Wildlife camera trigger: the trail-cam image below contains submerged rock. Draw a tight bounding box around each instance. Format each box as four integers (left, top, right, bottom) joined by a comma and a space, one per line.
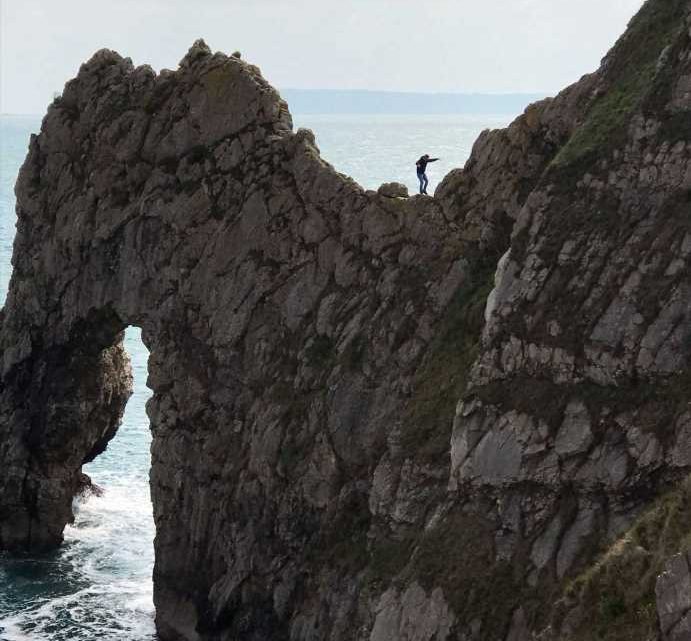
75, 472, 105, 500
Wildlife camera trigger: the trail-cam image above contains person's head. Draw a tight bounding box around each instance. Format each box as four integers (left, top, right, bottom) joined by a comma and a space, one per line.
423, 154, 430, 159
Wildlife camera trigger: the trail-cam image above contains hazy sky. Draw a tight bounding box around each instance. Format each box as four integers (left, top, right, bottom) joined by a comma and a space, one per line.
2, 0, 644, 115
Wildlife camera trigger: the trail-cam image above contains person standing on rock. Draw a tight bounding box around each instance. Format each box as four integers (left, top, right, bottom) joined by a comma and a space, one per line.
416, 154, 439, 195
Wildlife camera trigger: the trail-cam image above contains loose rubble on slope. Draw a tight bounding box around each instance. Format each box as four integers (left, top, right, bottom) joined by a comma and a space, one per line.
1, 1, 690, 640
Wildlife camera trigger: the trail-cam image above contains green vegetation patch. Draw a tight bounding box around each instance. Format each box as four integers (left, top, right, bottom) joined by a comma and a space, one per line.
474, 369, 691, 444
554, 73, 653, 169
553, 0, 686, 168
554, 475, 691, 641
367, 534, 416, 587
305, 335, 336, 368
409, 508, 534, 640
399, 265, 495, 461
309, 490, 371, 574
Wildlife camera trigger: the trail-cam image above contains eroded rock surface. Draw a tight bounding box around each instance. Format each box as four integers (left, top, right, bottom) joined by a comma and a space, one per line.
447, 0, 691, 637
1, 1, 691, 640
656, 552, 691, 641
0, 38, 468, 641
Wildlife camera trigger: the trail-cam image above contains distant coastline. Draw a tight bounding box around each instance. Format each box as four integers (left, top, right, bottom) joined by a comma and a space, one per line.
1, 90, 548, 119
280, 88, 548, 115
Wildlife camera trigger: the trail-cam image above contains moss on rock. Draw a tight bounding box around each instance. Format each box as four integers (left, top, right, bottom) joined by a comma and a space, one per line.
400, 265, 495, 461
553, 0, 686, 168
553, 476, 691, 640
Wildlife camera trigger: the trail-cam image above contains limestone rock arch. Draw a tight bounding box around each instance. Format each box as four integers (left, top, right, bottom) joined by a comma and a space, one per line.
5, 5, 690, 635
0, 40, 470, 639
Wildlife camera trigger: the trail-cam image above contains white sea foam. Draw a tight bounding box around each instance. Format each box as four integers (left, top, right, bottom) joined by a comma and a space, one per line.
0, 321, 156, 640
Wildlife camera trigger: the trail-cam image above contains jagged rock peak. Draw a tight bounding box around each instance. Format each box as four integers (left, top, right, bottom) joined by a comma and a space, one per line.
80, 47, 132, 72
179, 37, 213, 67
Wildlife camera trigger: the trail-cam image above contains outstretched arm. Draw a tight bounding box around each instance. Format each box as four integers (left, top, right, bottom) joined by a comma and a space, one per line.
429, 158, 439, 162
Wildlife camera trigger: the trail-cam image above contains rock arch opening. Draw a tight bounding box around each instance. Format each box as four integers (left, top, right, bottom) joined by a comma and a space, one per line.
0, 326, 155, 640
72, 324, 155, 637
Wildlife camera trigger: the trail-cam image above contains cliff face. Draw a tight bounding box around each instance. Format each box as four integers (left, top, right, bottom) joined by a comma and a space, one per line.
441, 1, 691, 638
1, 1, 690, 640
0, 40, 469, 640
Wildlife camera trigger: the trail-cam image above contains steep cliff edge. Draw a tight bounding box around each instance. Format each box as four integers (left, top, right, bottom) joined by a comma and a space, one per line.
444, 1, 691, 638
0, 1, 690, 640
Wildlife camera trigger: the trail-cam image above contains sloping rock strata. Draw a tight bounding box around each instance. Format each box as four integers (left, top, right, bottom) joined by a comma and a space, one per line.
1, 1, 690, 639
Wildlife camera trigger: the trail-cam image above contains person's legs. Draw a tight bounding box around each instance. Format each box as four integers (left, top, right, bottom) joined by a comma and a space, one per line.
422, 173, 429, 194
418, 172, 425, 194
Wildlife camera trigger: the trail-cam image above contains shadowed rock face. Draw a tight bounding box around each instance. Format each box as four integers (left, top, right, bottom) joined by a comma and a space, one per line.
1, 1, 691, 639
0, 39, 472, 640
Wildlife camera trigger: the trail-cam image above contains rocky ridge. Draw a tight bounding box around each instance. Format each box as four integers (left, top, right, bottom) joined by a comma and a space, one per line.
0, 1, 690, 640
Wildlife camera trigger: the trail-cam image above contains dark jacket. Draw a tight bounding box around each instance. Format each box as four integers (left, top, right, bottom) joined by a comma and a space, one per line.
416, 156, 439, 173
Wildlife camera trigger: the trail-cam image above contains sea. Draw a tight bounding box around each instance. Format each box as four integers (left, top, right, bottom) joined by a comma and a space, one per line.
0, 111, 512, 640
